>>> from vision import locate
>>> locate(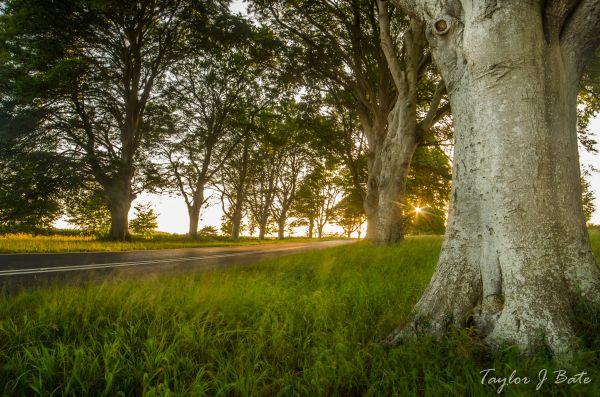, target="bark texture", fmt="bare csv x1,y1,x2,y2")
389,0,600,357
376,100,418,244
